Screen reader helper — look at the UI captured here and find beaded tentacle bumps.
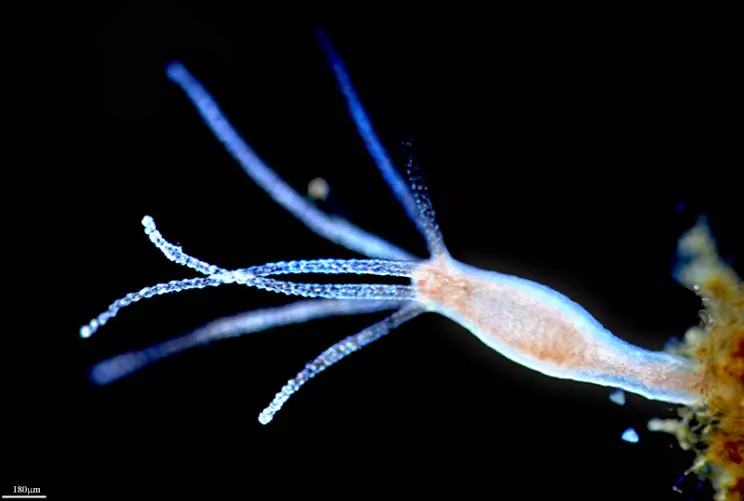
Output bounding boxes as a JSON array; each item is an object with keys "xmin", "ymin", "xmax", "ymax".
[{"xmin": 82, "ymin": 33, "xmax": 703, "ymax": 422}]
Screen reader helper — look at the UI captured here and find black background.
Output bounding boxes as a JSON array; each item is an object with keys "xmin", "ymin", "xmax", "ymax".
[{"xmin": 18, "ymin": 5, "xmax": 744, "ymax": 501}]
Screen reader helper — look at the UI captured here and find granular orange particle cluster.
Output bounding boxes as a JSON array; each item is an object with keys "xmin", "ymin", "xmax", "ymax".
[{"xmin": 649, "ymin": 220, "xmax": 743, "ymax": 501}]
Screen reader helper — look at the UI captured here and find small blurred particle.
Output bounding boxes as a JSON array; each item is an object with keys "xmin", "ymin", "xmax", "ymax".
[
  {"xmin": 308, "ymin": 177, "xmax": 330, "ymax": 201},
  {"xmin": 609, "ymin": 389, "xmax": 626, "ymax": 406},
  {"xmin": 621, "ymin": 427, "xmax": 639, "ymax": 444}
]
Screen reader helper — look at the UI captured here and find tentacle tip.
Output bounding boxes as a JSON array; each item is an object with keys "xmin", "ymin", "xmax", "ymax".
[
  {"xmin": 80, "ymin": 325, "xmax": 93, "ymax": 339},
  {"xmin": 165, "ymin": 61, "xmax": 186, "ymax": 81},
  {"xmin": 89, "ymin": 361, "xmax": 114, "ymax": 385},
  {"xmin": 89, "ymin": 351, "xmax": 148, "ymax": 385},
  {"xmin": 313, "ymin": 28, "xmax": 330, "ymax": 46},
  {"xmin": 141, "ymin": 215, "xmax": 154, "ymax": 228},
  {"xmin": 258, "ymin": 412, "xmax": 272, "ymax": 425}
]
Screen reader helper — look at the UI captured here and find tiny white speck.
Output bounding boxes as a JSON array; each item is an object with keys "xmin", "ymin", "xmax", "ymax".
[
  {"xmin": 621, "ymin": 427, "xmax": 639, "ymax": 443},
  {"xmin": 609, "ymin": 389, "xmax": 626, "ymax": 406}
]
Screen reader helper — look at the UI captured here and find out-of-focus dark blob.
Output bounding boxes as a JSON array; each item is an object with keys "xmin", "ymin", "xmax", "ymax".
[{"xmin": 96, "ymin": 1, "xmax": 230, "ymax": 121}]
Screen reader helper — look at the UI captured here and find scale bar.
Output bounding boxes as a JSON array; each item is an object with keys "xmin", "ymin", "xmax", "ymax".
[{"xmin": 2, "ymin": 496, "xmax": 47, "ymax": 499}]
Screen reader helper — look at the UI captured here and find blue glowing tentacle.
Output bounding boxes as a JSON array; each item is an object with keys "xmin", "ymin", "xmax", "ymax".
[
  {"xmin": 90, "ymin": 299, "xmax": 403, "ymax": 385},
  {"xmin": 80, "ymin": 276, "xmax": 224, "ymax": 339},
  {"xmin": 247, "ymin": 278, "xmax": 416, "ymax": 301},
  {"xmin": 404, "ymin": 142, "xmax": 448, "ymax": 257},
  {"xmin": 165, "ymin": 62, "xmax": 414, "ymax": 261},
  {"xmin": 258, "ymin": 302, "xmax": 424, "ymax": 424},
  {"xmin": 240, "ymin": 259, "xmax": 416, "ymax": 278},
  {"xmin": 144, "ymin": 214, "xmax": 417, "ymax": 279},
  {"xmin": 142, "ymin": 215, "xmax": 220, "ymax": 275},
  {"xmin": 79, "ymin": 213, "xmax": 417, "ymax": 337},
  {"xmin": 80, "ymin": 270, "xmax": 415, "ymax": 338},
  {"xmin": 315, "ymin": 31, "xmax": 429, "ymax": 247}
]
